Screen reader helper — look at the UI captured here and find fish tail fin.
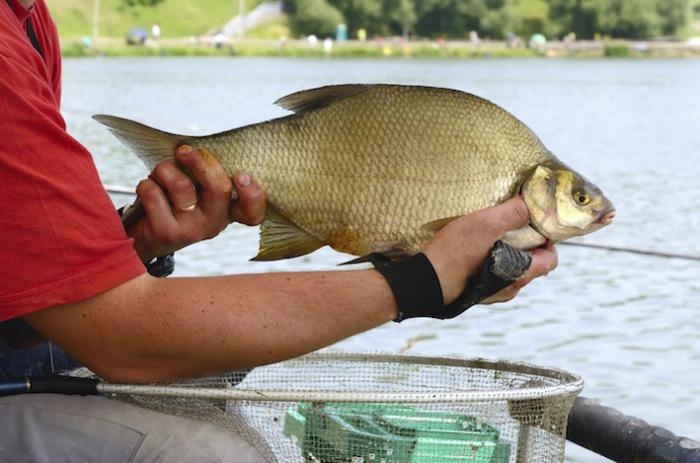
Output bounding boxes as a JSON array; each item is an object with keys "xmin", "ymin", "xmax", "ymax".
[{"xmin": 93, "ymin": 115, "xmax": 191, "ymax": 170}]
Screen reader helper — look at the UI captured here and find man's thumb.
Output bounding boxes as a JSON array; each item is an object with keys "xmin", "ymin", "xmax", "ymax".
[{"xmin": 490, "ymin": 197, "xmax": 531, "ymax": 233}]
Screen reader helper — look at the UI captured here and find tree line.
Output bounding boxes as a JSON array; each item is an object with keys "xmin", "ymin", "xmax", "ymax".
[{"xmin": 282, "ymin": 0, "xmax": 692, "ymax": 40}]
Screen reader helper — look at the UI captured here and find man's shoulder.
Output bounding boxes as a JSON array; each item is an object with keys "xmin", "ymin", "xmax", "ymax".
[
  {"xmin": 0, "ymin": 34, "xmax": 39, "ymax": 77},
  {"xmin": 0, "ymin": 3, "xmax": 32, "ymax": 61},
  {"xmin": 0, "ymin": 0, "xmax": 60, "ymax": 96}
]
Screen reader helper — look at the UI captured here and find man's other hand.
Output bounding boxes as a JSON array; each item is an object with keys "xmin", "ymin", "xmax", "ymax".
[
  {"xmin": 128, "ymin": 145, "xmax": 265, "ymax": 263},
  {"xmin": 422, "ymin": 197, "xmax": 557, "ymax": 306}
]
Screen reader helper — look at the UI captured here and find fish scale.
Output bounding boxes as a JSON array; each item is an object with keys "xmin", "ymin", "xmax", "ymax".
[{"xmin": 95, "ymin": 84, "xmax": 613, "ymax": 261}]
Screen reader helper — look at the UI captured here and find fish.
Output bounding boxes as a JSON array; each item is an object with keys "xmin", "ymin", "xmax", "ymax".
[{"xmin": 94, "ymin": 84, "xmax": 614, "ymax": 262}]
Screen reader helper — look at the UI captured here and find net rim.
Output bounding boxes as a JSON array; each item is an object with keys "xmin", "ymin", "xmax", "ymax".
[{"xmin": 100, "ymin": 352, "xmax": 584, "ymax": 403}]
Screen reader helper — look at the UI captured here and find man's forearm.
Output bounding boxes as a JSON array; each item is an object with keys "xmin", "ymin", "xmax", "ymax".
[{"xmin": 25, "ymin": 270, "xmax": 397, "ymax": 383}]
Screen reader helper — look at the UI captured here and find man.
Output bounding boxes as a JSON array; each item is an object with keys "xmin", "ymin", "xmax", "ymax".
[{"xmin": 0, "ymin": 0, "xmax": 557, "ymax": 461}]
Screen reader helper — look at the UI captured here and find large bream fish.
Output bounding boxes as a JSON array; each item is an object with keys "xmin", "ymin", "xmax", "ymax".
[{"xmin": 95, "ymin": 84, "xmax": 614, "ymax": 261}]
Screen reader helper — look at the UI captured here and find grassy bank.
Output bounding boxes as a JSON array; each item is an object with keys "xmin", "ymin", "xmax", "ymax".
[
  {"xmin": 51, "ymin": 0, "xmax": 267, "ymax": 39},
  {"xmin": 60, "ymin": 38, "xmax": 700, "ymax": 59}
]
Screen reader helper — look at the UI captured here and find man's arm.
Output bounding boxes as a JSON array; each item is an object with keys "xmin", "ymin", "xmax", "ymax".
[
  {"xmin": 25, "ymin": 269, "xmax": 397, "ymax": 383},
  {"xmin": 25, "ymin": 195, "xmax": 555, "ymax": 384}
]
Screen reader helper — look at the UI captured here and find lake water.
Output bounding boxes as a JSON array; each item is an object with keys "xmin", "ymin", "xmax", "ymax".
[{"xmin": 62, "ymin": 57, "xmax": 700, "ymax": 462}]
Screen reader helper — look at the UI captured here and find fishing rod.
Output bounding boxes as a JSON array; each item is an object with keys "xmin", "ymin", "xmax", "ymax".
[
  {"xmin": 104, "ymin": 184, "xmax": 700, "ymax": 262},
  {"xmin": 105, "ymin": 184, "xmax": 148, "ymax": 229},
  {"xmin": 559, "ymin": 241, "xmax": 700, "ymax": 262},
  {"xmin": 103, "ymin": 184, "xmax": 136, "ymax": 195}
]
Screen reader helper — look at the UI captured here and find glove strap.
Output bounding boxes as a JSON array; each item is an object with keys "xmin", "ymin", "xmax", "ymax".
[{"xmin": 368, "ymin": 253, "xmax": 444, "ymax": 322}]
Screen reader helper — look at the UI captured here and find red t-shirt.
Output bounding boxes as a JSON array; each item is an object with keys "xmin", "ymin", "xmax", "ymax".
[{"xmin": 0, "ymin": 0, "xmax": 145, "ymax": 320}]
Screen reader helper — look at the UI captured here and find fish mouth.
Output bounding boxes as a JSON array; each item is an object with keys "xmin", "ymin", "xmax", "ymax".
[{"xmin": 594, "ymin": 209, "xmax": 615, "ymax": 226}]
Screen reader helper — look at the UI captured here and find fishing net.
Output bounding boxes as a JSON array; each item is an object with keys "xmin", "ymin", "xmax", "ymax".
[{"xmin": 100, "ymin": 352, "xmax": 583, "ymax": 463}]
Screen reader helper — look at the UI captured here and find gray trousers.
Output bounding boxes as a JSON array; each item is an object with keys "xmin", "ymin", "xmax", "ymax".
[{"xmin": 0, "ymin": 394, "xmax": 267, "ymax": 463}]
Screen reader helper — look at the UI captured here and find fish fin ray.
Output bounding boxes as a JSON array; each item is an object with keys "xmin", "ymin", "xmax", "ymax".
[
  {"xmin": 274, "ymin": 84, "xmax": 374, "ymax": 114},
  {"xmin": 251, "ymin": 206, "xmax": 324, "ymax": 261},
  {"xmin": 421, "ymin": 216, "xmax": 461, "ymax": 233},
  {"xmin": 93, "ymin": 115, "xmax": 191, "ymax": 171},
  {"xmin": 339, "ymin": 248, "xmax": 410, "ymax": 266}
]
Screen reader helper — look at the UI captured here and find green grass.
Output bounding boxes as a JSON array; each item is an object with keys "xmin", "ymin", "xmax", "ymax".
[
  {"xmin": 603, "ymin": 44, "xmax": 631, "ymax": 57},
  {"xmin": 60, "ymin": 39, "xmax": 545, "ymax": 58},
  {"xmin": 60, "ymin": 37, "xmax": 700, "ymax": 59},
  {"xmin": 60, "ymin": 41, "xmax": 236, "ymax": 56},
  {"xmin": 243, "ymin": 15, "xmax": 291, "ymax": 39},
  {"xmin": 49, "ymin": 0, "xmax": 267, "ymax": 39}
]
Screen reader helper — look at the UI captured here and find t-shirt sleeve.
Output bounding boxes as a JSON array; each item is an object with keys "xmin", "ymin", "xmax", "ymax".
[{"xmin": 0, "ymin": 51, "xmax": 146, "ymax": 320}]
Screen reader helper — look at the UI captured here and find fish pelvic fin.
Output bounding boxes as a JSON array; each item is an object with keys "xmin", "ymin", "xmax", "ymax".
[
  {"xmin": 251, "ymin": 206, "xmax": 324, "ymax": 261},
  {"xmin": 93, "ymin": 115, "xmax": 191, "ymax": 171},
  {"xmin": 421, "ymin": 215, "xmax": 462, "ymax": 233},
  {"xmin": 274, "ymin": 84, "xmax": 374, "ymax": 114},
  {"xmin": 339, "ymin": 249, "xmax": 410, "ymax": 266}
]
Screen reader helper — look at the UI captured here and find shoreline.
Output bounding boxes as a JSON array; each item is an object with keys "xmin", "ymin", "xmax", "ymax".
[{"xmin": 61, "ymin": 38, "xmax": 700, "ymax": 59}]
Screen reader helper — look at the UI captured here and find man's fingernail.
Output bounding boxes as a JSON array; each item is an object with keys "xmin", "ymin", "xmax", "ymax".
[
  {"xmin": 178, "ymin": 145, "xmax": 194, "ymax": 155},
  {"xmin": 237, "ymin": 173, "xmax": 251, "ymax": 187}
]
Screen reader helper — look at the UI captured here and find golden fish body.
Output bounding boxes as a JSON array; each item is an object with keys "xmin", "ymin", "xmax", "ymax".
[{"xmin": 95, "ymin": 84, "xmax": 613, "ymax": 261}]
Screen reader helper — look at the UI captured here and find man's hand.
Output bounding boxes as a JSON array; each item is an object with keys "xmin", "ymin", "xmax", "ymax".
[
  {"xmin": 422, "ymin": 197, "xmax": 557, "ymax": 305},
  {"xmin": 128, "ymin": 145, "xmax": 265, "ymax": 263}
]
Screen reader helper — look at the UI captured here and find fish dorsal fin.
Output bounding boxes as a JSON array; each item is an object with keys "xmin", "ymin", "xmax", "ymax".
[
  {"xmin": 251, "ymin": 206, "xmax": 324, "ymax": 261},
  {"xmin": 421, "ymin": 216, "xmax": 461, "ymax": 233},
  {"xmin": 274, "ymin": 84, "xmax": 374, "ymax": 114}
]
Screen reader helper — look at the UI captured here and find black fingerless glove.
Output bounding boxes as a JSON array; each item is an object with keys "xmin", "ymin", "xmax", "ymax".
[
  {"xmin": 369, "ymin": 253, "xmax": 443, "ymax": 322},
  {"xmin": 370, "ymin": 241, "xmax": 532, "ymax": 322}
]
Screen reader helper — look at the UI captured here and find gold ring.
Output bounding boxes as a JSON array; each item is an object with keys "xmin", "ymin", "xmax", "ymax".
[{"xmin": 179, "ymin": 203, "xmax": 197, "ymax": 212}]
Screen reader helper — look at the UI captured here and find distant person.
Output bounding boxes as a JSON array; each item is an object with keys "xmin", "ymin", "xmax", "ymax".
[
  {"xmin": 564, "ymin": 32, "xmax": 576, "ymax": 49},
  {"xmin": 357, "ymin": 28, "xmax": 367, "ymax": 42},
  {"xmin": 151, "ymin": 23, "xmax": 161, "ymax": 41},
  {"xmin": 323, "ymin": 37, "xmax": 333, "ymax": 54},
  {"xmin": 214, "ymin": 32, "xmax": 226, "ymax": 49},
  {"xmin": 507, "ymin": 31, "xmax": 515, "ymax": 48},
  {"xmin": 0, "ymin": 0, "xmax": 557, "ymax": 461},
  {"xmin": 470, "ymin": 30, "xmax": 481, "ymax": 47},
  {"xmin": 307, "ymin": 33, "xmax": 318, "ymax": 47}
]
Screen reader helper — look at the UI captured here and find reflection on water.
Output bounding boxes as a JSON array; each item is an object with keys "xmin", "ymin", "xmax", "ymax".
[{"xmin": 62, "ymin": 57, "xmax": 700, "ymax": 461}]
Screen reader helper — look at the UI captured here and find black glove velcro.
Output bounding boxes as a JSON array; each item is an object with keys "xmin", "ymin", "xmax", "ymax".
[{"xmin": 369, "ymin": 241, "xmax": 531, "ymax": 322}]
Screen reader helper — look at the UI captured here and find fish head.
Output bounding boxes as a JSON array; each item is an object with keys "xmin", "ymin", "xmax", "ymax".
[{"xmin": 521, "ymin": 163, "xmax": 614, "ymax": 242}]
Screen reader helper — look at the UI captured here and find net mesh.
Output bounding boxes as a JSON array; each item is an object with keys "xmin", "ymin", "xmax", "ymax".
[{"xmin": 103, "ymin": 352, "xmax": 583, "ymax": 463}]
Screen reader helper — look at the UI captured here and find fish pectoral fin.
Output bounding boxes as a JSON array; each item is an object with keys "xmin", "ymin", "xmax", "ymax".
[
  {"xmin": 339, "ymin": 249, "xmax": 410, "ymax": 266},
  {"xmin": 251, "ymin": 206, "xmax": 324, "ymax": 261},
  {"xmin": 421, "ymin": 216, "xmax": 462, "ymax": 233},
  {"xmin": 502, "ymin": 225, "xmax": 547, "ymax": 250},
  {"xmin": 274, "ymin": 84, "xmax": 374, "ymax": 114}
]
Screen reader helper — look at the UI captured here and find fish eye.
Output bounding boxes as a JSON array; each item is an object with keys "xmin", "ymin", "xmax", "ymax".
[{"xmin": 573, "ymin": 189, "xmax": 590, "ymax": 206}]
